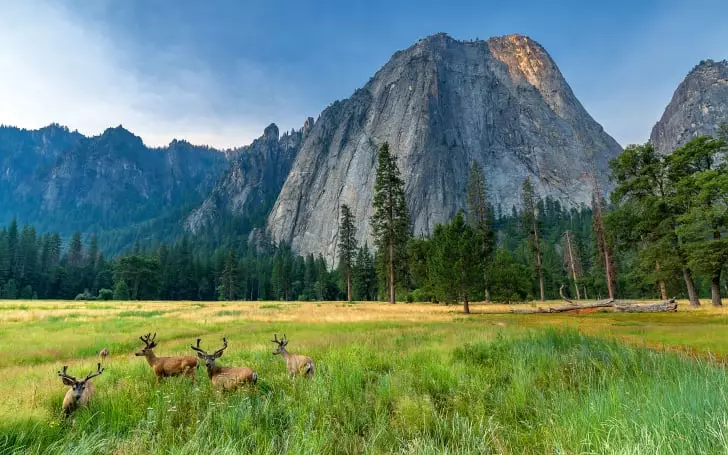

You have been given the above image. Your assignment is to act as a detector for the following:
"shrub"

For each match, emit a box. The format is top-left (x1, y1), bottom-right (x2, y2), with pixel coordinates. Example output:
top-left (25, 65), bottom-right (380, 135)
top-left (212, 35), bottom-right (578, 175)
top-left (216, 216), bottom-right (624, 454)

top-left (74, 290), bottom-right (94, 301)
top-left (98, 289), bottom-right (113, 301)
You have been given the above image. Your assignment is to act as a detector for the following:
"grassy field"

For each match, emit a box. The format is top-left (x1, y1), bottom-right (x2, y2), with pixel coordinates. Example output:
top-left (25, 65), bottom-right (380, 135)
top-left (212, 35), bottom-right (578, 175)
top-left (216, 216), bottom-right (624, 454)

top-left (1, 299), bottom-right (727, 454)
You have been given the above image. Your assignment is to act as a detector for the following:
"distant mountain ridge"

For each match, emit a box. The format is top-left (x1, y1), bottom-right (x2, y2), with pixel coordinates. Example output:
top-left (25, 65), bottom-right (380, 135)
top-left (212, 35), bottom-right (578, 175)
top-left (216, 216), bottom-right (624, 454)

top-left (184, 118), bottom-right (313, 237)
top-left (0, 123), bottom-right (227, 251)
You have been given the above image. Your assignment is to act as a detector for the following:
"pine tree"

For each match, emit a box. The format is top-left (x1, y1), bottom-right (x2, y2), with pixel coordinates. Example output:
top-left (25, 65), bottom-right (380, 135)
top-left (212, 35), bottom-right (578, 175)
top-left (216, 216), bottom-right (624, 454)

top-left (338, 204), bottom-right (357, 301)
top-left (370, 142), bottom-right (410, 303)
top-left (609, 143), bottom-right (699, 305)
top-left (217, 249), bottom-right (240, 301)
top-left (466, 161), bottom-right (495, 301)
top-left (668, 136), bottom-right (728, 306)
top-left (429, 212), bottom-right (482, 313)
top-left (521, 178), bottom-right (545, 301)
top-left (353, 243), bottom-right (377, 301)
top-left (592, 175), bottom-right (616, 299)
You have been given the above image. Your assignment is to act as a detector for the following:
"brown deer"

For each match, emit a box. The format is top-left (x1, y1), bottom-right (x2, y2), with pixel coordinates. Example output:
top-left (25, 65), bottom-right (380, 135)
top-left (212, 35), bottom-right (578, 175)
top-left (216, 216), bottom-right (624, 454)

top-left (135, 332), bottom-right (198, 381)
top-left (190, 337), bottom-right (258, 390)
top-left (57, 363), bottom-right (104, 416)
top-left (272, 333), bottom-right (314, 378)
top-left (99, 348), bottom-right (109, 361)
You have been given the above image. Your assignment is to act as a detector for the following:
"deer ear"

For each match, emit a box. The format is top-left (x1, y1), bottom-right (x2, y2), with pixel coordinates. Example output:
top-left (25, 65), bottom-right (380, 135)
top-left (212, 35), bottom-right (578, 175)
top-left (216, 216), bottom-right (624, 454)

top-left (61, 377), bottom-right (75, 386)
top-left (196, 352), bottom-right (204, 359)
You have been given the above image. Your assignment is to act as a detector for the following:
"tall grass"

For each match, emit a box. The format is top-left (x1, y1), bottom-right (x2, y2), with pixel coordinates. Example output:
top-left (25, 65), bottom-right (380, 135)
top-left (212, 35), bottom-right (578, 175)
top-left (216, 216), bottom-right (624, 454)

top-left (1, 328), bottom-right (727, 453)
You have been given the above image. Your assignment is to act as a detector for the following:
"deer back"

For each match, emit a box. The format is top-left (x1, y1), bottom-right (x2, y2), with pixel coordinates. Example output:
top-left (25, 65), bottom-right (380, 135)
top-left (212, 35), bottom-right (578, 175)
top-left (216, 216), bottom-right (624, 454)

top-left (286, 354), bottom-right (314, 377)
top-left (153, 355), bottom-right (198, 377)
top-left (211, 366), bottom-right (257, 390)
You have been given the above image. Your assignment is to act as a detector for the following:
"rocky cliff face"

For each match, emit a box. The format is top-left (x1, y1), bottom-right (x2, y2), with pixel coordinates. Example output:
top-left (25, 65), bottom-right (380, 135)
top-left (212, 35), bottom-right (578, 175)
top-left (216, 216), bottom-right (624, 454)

top-left (184, 120), bottom-right (312, 234)
top-left (267, 33), bottom-right (622, 264)
top-left (650, 59), bottom-right (728, 154)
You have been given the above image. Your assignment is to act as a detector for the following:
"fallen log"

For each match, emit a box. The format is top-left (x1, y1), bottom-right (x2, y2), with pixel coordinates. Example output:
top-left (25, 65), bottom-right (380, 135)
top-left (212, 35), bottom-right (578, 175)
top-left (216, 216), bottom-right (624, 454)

top-left (613, 299), bottom-right (677, 313)
top-left (548, 299), bottom-right (615, 313)
top-left (507, 298), bottom-right (677, 314)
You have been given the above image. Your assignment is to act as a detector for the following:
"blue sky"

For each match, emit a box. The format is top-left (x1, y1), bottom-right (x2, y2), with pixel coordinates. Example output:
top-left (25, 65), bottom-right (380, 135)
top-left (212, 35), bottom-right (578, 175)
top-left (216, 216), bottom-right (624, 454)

top-left (0, 0), bottom-right (725, 148)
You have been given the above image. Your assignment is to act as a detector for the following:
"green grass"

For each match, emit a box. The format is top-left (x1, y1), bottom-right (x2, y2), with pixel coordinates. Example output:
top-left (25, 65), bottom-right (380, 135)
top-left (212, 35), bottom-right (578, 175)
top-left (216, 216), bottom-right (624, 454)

top-left (1, 302), bottom-right (728, 453)
top-left (215, 310), bottom-right (242, 317)
top-left (117, 310), bottom-right (168, 318)
top-left (259, 304), bottom-right (284, 310)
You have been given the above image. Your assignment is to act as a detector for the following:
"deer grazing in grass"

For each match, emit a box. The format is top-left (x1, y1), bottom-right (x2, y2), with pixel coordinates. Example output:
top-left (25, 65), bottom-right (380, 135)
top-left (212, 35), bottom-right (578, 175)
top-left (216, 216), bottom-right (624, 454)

top-left (99, 348), bottom-right (109, 362)
top-left (272, 333), bottom-right (314, 378)
top-left (57, 363), bottom-right (104, 416)
top-left (190, 337), bottom-right (258, 390)
top-left (135, 332), bottom-right (198, 381)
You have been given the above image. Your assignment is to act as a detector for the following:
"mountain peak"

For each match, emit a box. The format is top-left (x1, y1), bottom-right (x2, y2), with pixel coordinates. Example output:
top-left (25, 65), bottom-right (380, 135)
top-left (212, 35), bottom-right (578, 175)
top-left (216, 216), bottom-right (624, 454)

top-left (100, 125), bottom-right (142, 144)
top-left (264, 123), bottom-right (280, 141)
top-left (267, 33), bottom-right (621, 264)
top-left (650, 58), bottom-right (728, 154)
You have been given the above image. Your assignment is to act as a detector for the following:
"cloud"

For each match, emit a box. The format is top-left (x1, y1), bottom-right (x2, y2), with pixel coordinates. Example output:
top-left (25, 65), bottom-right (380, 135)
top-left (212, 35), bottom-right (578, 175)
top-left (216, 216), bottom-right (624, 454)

top-left (0, 1), bottom-right (299, 148)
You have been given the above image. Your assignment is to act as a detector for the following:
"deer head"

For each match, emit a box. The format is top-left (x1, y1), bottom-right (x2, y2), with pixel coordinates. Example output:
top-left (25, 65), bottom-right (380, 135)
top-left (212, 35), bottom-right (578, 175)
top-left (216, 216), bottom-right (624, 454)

top-left (57, 363), bottom-right (104, 403)
top-left (271, 333), bottom-right (288, 355)
top-left (190, 337), bottom-right (228, 371)
top-left (135, 332), bottom-right (158, 356)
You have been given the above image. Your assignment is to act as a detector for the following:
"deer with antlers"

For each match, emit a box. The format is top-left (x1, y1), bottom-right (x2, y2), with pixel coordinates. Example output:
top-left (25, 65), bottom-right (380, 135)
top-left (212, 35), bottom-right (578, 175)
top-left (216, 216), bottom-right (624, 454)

top-left (57, 363), bottom-right (104, 416)
top-left (272, 333), bottom-right (314, 378)
top-left (190, 337), bottom-right (258, 390)
top-left (135, 332), bottom-right (198, 381)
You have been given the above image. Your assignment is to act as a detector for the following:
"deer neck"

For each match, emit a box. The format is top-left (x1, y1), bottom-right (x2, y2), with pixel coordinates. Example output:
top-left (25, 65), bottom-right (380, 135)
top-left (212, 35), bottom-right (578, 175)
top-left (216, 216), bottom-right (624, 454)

top-left (144, 350), bottom-right (158, 366)
top-left (280, 349), bottom-right (291, 360)
top-left (207, 364), bottom-right (223, 379)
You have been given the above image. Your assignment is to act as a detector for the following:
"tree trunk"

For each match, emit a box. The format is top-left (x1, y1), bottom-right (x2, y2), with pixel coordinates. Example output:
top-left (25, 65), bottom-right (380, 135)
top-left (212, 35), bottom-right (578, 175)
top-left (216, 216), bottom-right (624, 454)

top-left (593, 175), bottom-right (616, 299)
top-left (656, 262), bottom-right (667, 300)
top-left (682, 268), bottom-right (700, 307)
top-left (346, 264), bottom-right (352, 302)
top-left (604, 246), bottom-right (616, 299)
top-left (533, 220), bottom-right (545, 301)
top-left (565, 231), bottom-right (580, 300)
top-left (484, 269), bottom-right (490, 303)
top-left (388, 240), bottom-right (395, 304)
top-left (711, 272), bottom-right (722, 307)
top-left (463, 289), bottom-right (470, 314)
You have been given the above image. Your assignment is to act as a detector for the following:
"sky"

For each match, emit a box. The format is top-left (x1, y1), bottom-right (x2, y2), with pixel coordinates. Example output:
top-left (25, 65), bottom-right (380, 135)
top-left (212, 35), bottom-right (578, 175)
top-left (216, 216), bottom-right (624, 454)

top-left (0, 0), bottom-right (725, 149)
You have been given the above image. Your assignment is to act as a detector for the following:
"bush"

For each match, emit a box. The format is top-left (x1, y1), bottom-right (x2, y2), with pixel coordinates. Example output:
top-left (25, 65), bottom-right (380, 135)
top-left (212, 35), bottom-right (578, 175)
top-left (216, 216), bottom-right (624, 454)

top-left (113, 280), bottom-right (131, 300)
top-left (98, 288), bottom-right (113, 301)
top-left (74, 290), bottom-right (94, 301)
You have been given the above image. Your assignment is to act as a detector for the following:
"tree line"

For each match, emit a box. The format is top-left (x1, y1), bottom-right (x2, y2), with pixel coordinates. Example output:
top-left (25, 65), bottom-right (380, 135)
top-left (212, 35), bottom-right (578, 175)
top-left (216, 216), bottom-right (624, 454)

top-left (1, 128), bottom-right (726, 305)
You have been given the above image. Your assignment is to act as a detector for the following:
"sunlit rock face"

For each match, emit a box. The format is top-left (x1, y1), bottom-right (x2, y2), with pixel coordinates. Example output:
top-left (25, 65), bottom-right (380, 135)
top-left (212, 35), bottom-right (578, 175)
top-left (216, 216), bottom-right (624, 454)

top-left (266, 33), bottom-right (621, 264)
top-left (651, 59), bottom-right (728, 154)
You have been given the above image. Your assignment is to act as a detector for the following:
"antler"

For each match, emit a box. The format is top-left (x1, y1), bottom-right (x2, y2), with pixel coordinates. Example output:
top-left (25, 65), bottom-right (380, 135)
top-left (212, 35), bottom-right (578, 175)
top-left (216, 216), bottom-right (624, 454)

top-left (213, 338), bottom-right (228, 357)
top-left (190, 338), bottom-right (207, 355)
top-left (83, 363), bottom-right (104, 381)
top-left (272, 333), bottom-right (280, 344)
top-left (139, 332), bottom-right (158, 348)
top-left (57, 365), bottom-right (77, 383)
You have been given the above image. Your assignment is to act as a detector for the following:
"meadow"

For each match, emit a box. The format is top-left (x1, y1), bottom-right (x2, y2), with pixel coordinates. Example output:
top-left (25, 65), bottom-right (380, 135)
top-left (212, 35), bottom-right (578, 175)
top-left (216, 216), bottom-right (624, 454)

top-left (1, 299), bottom-right (728, 454)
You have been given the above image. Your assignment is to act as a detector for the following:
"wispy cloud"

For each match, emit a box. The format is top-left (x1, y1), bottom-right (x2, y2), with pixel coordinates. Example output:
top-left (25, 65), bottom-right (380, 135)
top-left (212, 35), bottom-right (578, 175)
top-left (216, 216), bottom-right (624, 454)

top-left (0, 1), bottom-right (304, 148)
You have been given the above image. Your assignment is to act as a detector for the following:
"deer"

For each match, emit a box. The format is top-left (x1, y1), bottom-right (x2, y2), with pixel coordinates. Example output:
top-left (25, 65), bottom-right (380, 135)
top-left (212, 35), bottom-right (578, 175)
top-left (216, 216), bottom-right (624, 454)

top-left (190, 337), bottom-right (258, 390)
top-left (57, 363), bottom-right (104, 416)
top-left (135, 332), bottom-right (198, 381)
top-left (271, 333), bottom-right (314, 378)
top-left (99, 348), bottom-right (109, 361)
